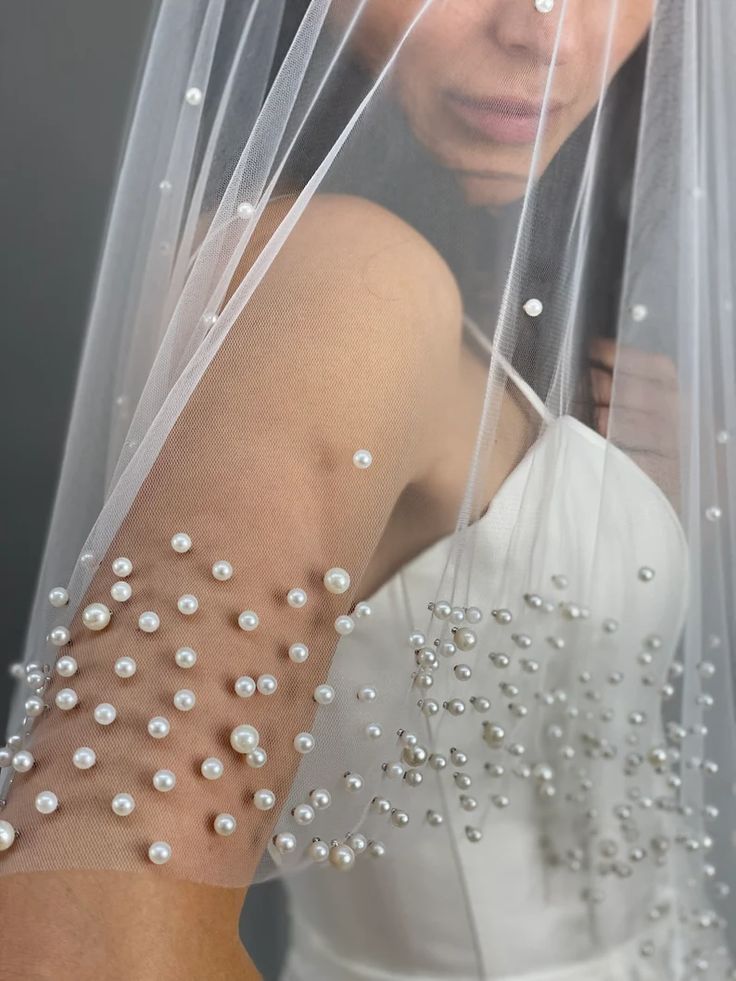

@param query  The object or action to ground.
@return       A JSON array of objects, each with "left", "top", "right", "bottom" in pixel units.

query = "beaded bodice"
[{"left": 279, "top": 409, "right": 689, "bottom": 979}]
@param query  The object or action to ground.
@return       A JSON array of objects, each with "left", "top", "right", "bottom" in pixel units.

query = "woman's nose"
[{"left": 485, "top": 0, "right": 583, "bottom": 68}]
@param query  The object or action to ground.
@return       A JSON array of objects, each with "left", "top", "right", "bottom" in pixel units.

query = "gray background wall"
[{"left": 0, "top": 2, "right": 285, "bottom": 975}]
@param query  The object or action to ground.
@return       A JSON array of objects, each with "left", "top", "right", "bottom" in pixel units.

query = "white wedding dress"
[{"left": 280, "top": 347, "right": 688, "bottom": 980}]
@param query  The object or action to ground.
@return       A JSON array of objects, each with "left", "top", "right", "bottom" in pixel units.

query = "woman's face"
[{"left": 330, "top": 0, "right": 653, "bottom": 206}]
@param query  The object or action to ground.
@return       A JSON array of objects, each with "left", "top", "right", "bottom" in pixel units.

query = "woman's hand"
[{"left": 588, "top": 337, "right": 680, "bottom": 496}]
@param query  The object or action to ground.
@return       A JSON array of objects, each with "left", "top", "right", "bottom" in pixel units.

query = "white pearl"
[
  {"left": 201, "top": 757, "right": 224, "bottom": 780},
  {"left": 94, "top": 703, "right": 117, "bottom": 725},
  {"left": 313, "top": 684, "right": 335, "bottom": 705},
  {"left": 8, "top": 662, "right": 24, "bottom": 680},
  {"left": 177, "top": 594, "right": 199, "bottom": 615},
  {"left": 309, "top": 788, "right": 331, "bottom": 809},
  {"left": 185, "top": 86, "right": 203, "bottom": 106},
  {"left": 366, "top": 723, "right": 383, "bottom": 739},
  {"left": 352, "top": 449, "right": 373, "bottom": 469},
  {"left": 49, "top": 626, "right": 71, "bottom": 647},
  {"left": 386, "top": 762, "right": 404, "bottom": 779},
  {"left": 354, "top": 601, "right": 372, "bottom": 619},
  {"left": 0, "top": 747, "right": 13, "bottom": 767},
  {"left": 35, "top": 791, "right": 59, "bottom": 814},
  {"left": 0, "top": 820, "right": 16, "bottom": 851},
  {"left": 79, "top": 551, "right": 96, "bottom": 568},
  {"left": 12, "top": 750, "right": 34, "bottom": 773},
  {"left": 238, "top": 610, "right": 259, "bottom": 631},
  {"left": 112, "top": 556, "right": 133, "bottom": 577},
  {"left": 344, "top": 772, "right": 364, "bottom": 792},
  {"left": 214, "top": 813, "right": 237, "bottom": 836},
  {"left": 329, "top": 843, "right": 355, "bottom": 870},
  {"left": 705, "top": 506, "right": 722, "bottom": 522},
  {"left": 55, "top": 687, "right": 78, "bottom": 711},
  {"left": 171, "top": 532, "right": 192, "bottom": 553},
  {"left": 294, "top": 731, "right": 315, "bottom": 754},
  {"left": 138, "top": 611, "right": 160, "bottom": 633},
  {"left": 73, "top": 747, "right": 96, "bottom": 769},
  {"left": 82, "top": 602, "right": 112, "bottom": 631},
  {"left": 256, "top": 674, "right": 278, "bottom": 695},
  {"left": 110, "top": 581, "right": 132, "bottom": 603},
  {"left": 349, "top": 833, "right": 368, "bottom": 855},
  {"left": 236, "top": 201, "right": 255, "bottom": 219},
  {"left": 203, "top": 312, "right": 218, "bottom": 328},
  {"left": 234, "top": 675, "right": 256, "bottom": 698},
  {"left": 246, "top": 747, "right": 267, "bottom": 768},
  {"left": 523, "top": 297, "right": 543, "bottom": 317},
  {"left": 357, "top": 685, "right": 377, "bottom": 702},
  {"left": 55, "top": 655, "right": 77, "bottom": 678},
  {"left": 288, "top": 642, "right": 309, "bottom": 664},
  {"left": 114, "top": 656, "right": 136, "bottom": 678},
  {"left": 307, "top": 839, "right": 330, "bottom": 863},
  {"left": 175, "top": 647, "right": 197, "bottom": 669},
  {"left": 287, "top": 588, "right": 308, "bottom": 608},
  {"left": 292, "top": 804, "right": 315, "bottom": 826},
  {"left": 148, "top": 841, "right": 172, "bottom": 865},
  {"left": 147, "top": 716, "right": 170, "bottom": 739},
  {"left": 335, "top": 615, "right": 355, "bottom": 636},
  {"left": 631, "top": 303, "right": 648, "bottom": 322},
  {"left": 230, "top": 724, "right": 259, "bottom": 754},
  {"left": 48, "top": 587, "right": 69, "bottom": 608},
  {"left": 323, "top": 567, "right": 351, "bottom": 594},
  {"left": 534, "top": 0, "right": 554, "bottom": 11},
  {"left": 253, "top": 788, "right": 276, "bottom": 810},
  {"left": 111, "top": 792, "right": 135, "bottom": 816},
  {"left": 211, "top": 560, "right": 233, "bottom": 581},
  {"left": 24, "top": 696, "right": 45, "bottom": 718},
  {"left": 274, "top": 832, "right": 297, "bottom": 855},
  {"left": 173, "top": 689, "right": 195, "bottom": 711},
  {"left": 153, "top": 769, "right": 176, "bottom": 792}
]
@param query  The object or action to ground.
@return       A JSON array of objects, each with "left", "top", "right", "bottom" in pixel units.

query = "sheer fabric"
[{"left": 2, "top": 1, "right": 736, "bottom": 978}]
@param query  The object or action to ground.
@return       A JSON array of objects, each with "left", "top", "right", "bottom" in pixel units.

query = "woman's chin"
[{"left": 457, "top": 172, "right": 528, "bottom": 209}]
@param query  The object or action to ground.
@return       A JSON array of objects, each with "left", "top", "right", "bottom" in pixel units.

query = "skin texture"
[{"left": 329, "top": 0, "right": 653, "bottom": 205}]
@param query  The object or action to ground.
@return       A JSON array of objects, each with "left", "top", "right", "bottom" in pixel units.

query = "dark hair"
[{"left": 272, "top": 6, "right": 647, "bottom": 411}]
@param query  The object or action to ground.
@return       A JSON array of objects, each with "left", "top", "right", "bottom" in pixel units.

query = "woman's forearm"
[{"left": 0, "top": 870, "right": 258, "bottom": 981}]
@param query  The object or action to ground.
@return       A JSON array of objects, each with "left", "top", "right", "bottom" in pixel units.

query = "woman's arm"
[{"left": 0, "top": 194, "right": 463, "bottom": 977}]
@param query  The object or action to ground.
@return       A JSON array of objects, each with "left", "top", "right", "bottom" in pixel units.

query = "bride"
[{"left": 0, "top": 2, "right": 733, "bottom": 979}]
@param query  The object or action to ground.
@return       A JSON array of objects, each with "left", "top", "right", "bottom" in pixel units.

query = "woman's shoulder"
[{"left": 246, "top": 192, "right": 463, "bottom": 351}]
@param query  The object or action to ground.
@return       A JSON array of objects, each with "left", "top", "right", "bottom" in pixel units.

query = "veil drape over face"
[{"left": 2, "top": 2, "right": 735, "bottom": 977}]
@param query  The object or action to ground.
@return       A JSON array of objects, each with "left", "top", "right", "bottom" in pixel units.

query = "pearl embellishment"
[
  {"left": 48, "top": 587, "right": 69, "bottom": 607},
  {"left": 0, "top": 820, "right": 17, "bottom": 850},
  {"left": 177, "top": 594, "right": 199, "bottom": 615},
  {"left": 201, "top": 757, "right": 224, "bottom": 780},
  {"left": 352, "top": 449, "right": 373, "bottom": 468},
  {"left": 153, "top": 769, "right": 176, "bottom": 792},
  {"left": 138, "top": 611, "right": 160, "bottom": 633},
  {"left": 49, "top": 626, "right": 71, "bottom": 647},
  {"left": 171, "top": 532, "right": 192, "bottom": 553},
  {"left": 323, "top": 567, "right": 351, "bottom": 594},
  {"left": 175, "top": 647, "right": 197, "bottom": 668},
  {"left": 72, "top": 747, "right": 96, "bottom": 769},
  {"left": 294, "top": 732, "right": 315, "bottom": 754},
  {"left": 289, "top": 642, "right": 309, "bottom": 664},
  {"left": 214, "top": 813, "right": 237, "bottom": 836},
  {"left": 335, "top": 615, "right": 355, "bottom": 636},
  {"left": 523, "top": 297, "right": 544, "bottom": 317},
  {"left": 55, "top": 688, "right": 79, "bottom": 711},
  {"left": 111, "top": 792, "right": 135, "bottom": 816},
  {"left": 230, "top": 724, "right": 260, "bottom": 754},
  {"left": 94, "top": 703, "right": 117, "bottom": 725},
  {"left": 238, "top": 610, "right": 259, "bottom": 631},
  {"left": 173, "top": 689, "right": 196, "bottom": 711},
  {"left": 111, "top": 556, "right": 133, "bottom": 577},
  {"left": 111, "top": 581, "right": 132, "bottom": 602},
  {"left": 253, "top": 788, "right": 276, "bottom": 810},
  {"left": 147, "top": 716, "right": 170, "bottom": 739},
  {"left": 114, "top": 656, "right": 137, "bottom": 678},
  {"left": 148, "top": 841, "right": 172, "bottom": 865},
  {"left": 212, "top": 560, "right": 233, "bottom": 581},
  {"left": 234, "top": 676, "right": 256, "bottom": 698},
  {"left": 287, "top": 588, "right": 308, "bottom": 608},
  {"left": 82, "top": 602, "right": 112, "bottom": 631}
]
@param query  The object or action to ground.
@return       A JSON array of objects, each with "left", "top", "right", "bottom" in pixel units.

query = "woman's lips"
[{"left": 445, "top": 91, "right": 563, "bottom": 145}]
